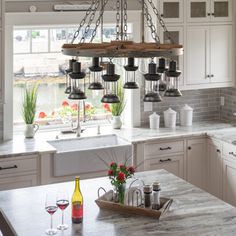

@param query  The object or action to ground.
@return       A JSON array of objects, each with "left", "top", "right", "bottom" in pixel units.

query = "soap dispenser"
[{"left": 149, "top": 112, "right": 160, "bottom": 129}]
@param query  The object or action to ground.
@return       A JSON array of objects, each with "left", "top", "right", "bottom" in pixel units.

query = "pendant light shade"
[
  {"left": 157, "top": 58, "right": 167, "bottom": 92},
  {"left": 123, "top": 57, "right": 139, "bottom": 89},
  {"left": 101, "top": 62, "right": 120, "bottom": 103},
  {"left": 88, "top": 57, "right": 104, "bottom": 90},
  {"left": 143, "top": 92, "right": 162, "bottom": 102},
  {"left": 65, "top": 59, "right": 76, "bottom": 94},
  {"left": 68, "top": 61, "right": 87, "bottom": 100},
  {"left": 164, "top": 60, "right": 182, "bottom": 97}
]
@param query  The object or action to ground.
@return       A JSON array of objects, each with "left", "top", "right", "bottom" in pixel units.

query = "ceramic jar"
[
  {"left": 180, "top": 104, "right": 193, "bottom": 127},
  {"left": 24, "top": 124, "right": 39, "bottom": 138},
  {"left": 149, "top": 112, "right": 160, "bottom": 129},
  {"left": 164, "top": 108, "right": 177, "bottom": 128}
]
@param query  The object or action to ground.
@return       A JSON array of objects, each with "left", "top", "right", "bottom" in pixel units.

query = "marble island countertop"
[
  {"left": 1, "top": 169, "right": 236, "bottom": 236},
  {"left": 0, "top": 121, "right": 235, "bottom": 158}
]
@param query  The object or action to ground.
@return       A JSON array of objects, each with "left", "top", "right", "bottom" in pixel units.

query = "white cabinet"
[
  {"left": 187, "top": 0, "right": 232, "bottom": 22},
  {"left": 207, "top": 139, "right": 222, "bottom": 199},
  {"left": 186, "top": 25, "right": 233, "bottom": 86},
  {"left": 143, "top": 139, "right": 185, "bottom": 179},
  {"left": 160, "top": 0, "right": 184, "bottom": 23},
  {"left": 0, "top": 155, "right": 39, "bottom": 190},
  {"left": 186, "top": 138, "right": 207, "bottom": 190}
]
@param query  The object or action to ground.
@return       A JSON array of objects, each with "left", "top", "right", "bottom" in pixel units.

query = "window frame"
[{"left": 4, "top": 11, "right": 142, "bottom": 140}]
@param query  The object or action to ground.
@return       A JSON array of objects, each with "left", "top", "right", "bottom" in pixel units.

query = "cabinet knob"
[
  {"left": 217, "top": 149, "right": 220, "bottom": 153},
  {"left": 212, "top": 13, "right": 215, "bottom": 16},
  {"left": 188, "top": 146, "right": 191, "bottom": 150},
  {"left": 211, "top": 74, "right": 214, "bottom": 77},
  {"left": 229, "top": 152, "right": 236, "bottom": 157},
  {"left": 207, "top": 13, "right": 211, "bottom": 16},
  {"left": 206, "top": 75, "right": 210, "bottom": 78},
  {"left": 161, "top": 14, "right": 164, "bottom": 17}
]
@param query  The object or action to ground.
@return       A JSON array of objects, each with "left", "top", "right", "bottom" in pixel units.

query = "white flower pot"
[
  {"left": 112, "top": 116, "right": 122, "bottom": 129},
  {"left": 24, "top": 124, "right": 39, "bottom": 138}
]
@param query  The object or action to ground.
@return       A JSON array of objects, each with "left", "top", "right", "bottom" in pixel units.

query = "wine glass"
[
  {"left": 45, "top": 194, "right": 58, "bottom": 235},
  {"left": 56, "top": 191, "right": 69, "bottom": 231}
]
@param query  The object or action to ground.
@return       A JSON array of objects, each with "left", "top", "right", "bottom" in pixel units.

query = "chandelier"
[{"left": 62, "top": 0, "right": 183, "bottom": 103}]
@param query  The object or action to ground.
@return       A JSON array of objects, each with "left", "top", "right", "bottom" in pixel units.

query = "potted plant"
[
  {"left": 22, "top": 84, "right": 39, "bottom": 138},
  {"left": 111, "top": 82, "right": 126, "bottom": 129}
]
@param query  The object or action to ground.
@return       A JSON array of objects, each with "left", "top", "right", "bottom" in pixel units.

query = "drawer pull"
[
  {"left": 160, "top": 147, "right": 171, "bottom": 151},
  {"left": 160, "top": 158, "right": 172, "bottom": 163},
  {"left": 0, "top": 165, "right": 18, "bottom": 171},
  {"left": 229, "top": 152, "right": 236, "bottom": 157}
]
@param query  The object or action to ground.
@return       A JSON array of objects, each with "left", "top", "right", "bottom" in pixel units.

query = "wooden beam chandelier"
[{"left": 62, "top": 0, "right": 184, "bottom": 104}]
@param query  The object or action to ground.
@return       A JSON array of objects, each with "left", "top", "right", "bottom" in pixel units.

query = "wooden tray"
[{"left": 95, "top": 190, "right": 173, "bottom": 219}]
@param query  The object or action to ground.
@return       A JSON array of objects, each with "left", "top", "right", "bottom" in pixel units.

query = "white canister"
[
  {"left": 149, "top": 112, "right": 160, "bottom": 129},
  {"left": 180, "top": 104, "right": 193, "bottom": 127},
  {"left": 164, "top": 108, "right": 177, "bottom": 128}
]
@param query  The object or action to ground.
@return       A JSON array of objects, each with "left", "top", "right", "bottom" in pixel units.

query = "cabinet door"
[
  {"left": 223, "top": 159, "right": 236, "bottom": 206},
  {"left": 211, "top": 0, "right": 232, "bottom": 22},
  {"left": 207, "top": 139, "right": 222, "bottom": 199},
  {"left": 187, "top": 0, "right": 210, "bottom": 22},
  {"left": 160, "top": 0, "right": 183, "bottom": 23},
  {"left": 186, "top": 26, "right": 210, "bottom": 85},
  {"left": 210, "top": 25, "right": 233, "bottom": 83},
  {"left": 144, "top": 154, "right": 184, "bottom": 179},
  {"left": 187, "top": 138, "right": 207, "bottom": 190},
  {"left": 160, "top": 26, "right": 184, "bottom": 86}
]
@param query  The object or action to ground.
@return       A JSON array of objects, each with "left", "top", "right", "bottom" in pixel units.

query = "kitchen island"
[{"left": 0, "top": 169, "right": 236, "bottom": 236}]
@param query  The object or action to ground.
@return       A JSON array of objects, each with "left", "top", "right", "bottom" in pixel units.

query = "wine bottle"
[{"left": 71, "top": 176, "right": 83, "bottom": 223}]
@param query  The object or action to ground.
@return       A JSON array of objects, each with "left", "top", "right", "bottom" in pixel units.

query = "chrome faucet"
[{"left": 74, "top": 101, "right": 86, "bottom": 137}]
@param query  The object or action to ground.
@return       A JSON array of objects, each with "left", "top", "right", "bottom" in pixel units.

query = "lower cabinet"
[
  {"left": 207, "top": 139, "right": 222, "bottom": 199},
  {"left": 144, "top": 154, "right": 184, "bottom": 179},
  {"left": 186, "top": 138, "right": 207, "bottom": 190}
]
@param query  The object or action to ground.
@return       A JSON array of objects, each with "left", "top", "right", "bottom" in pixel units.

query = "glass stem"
[
  {"left": 51, "top": 215, "right": 53, "bottom": 230},
  {"left": 62, "top": 211, "right": 64, "bottom": 225}
]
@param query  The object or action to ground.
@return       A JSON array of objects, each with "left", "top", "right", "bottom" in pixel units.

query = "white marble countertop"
[
  {"left": 0, "top": 121, "right": 235, "bottom": 158},
  {"left": 1, "top": 169, "right": 236, "bottom": 236}
]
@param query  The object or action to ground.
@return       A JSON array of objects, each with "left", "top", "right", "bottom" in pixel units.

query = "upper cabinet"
[
  {"left": 160, "top": 0, "right": 184, "bottom": 23},
  {"left": 187, "top": 0, "right": 232, "bottom": 23}
]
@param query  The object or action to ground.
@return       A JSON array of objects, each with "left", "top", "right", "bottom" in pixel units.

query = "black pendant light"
[
  {"left": 123, "top": 57, "right": 139, "bottom": 89},
  {"left": 65, "top": 59, "right": 76, "bottom": 94},
  {"left": 68, "top": 61, "right": 87, "bottom": 100},
  {"left": 88, "top": 57, "right": 104, "bottom": 90},
  {"left": 157, "top": 58, "right": 167, "bottom": 92},
  {"left": 101, "top": 62, "right": 120, "bottom": 103},
  {"left": 143, "top": 61, "right": 162, "bottom": 102},
  {"left": 164, "top": 60, "right": 182, "bottom": 97}
]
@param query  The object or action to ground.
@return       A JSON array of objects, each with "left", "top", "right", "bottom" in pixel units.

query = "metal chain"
[
  {"left": 124, "top": 0, "right": 128, "bottom": 40},
  {"left": 70, "top": 0, "right": 97, "bottom": 44},
  {"left": 143, "top": 0, "right": 160, "bottom": 44},
  {"left": 90, "top": 0, "right": 109, "bottom": 42},
  {"left": 146, "top": 0, "right": 175, "bottom": 44},
  {"left": 116, "top": 0, "right": 121, "bottom": 40},
  {"left": 79, "top": 0, "right": 101, "bottom": 44}
]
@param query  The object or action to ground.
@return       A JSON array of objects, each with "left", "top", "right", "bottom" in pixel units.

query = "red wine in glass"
[
  {"left": 57, "top": 200, "right": 69, "bottom": 211},
  {"left": 45, "top": 206, "right": 58, "bottom": 215}
]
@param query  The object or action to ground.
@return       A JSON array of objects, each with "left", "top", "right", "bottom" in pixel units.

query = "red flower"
[
  {"left": 119, "top": 164, "right": 126, "bottom": 170},
  {"left": 103, "top": 103, "right": 111, "bottom": 112},
  {"left": 117, "top": 172, "right": 125, "bottom": 182},
  {"left": 62, "top": 101, "right": 69, "bottom": 106},
  {"left": 110, "top": 162, "right": 117, "bottom": 168},
  {"left": 38, "top": 112, "right": 46, "bottom": 119},
  {"left": 71, "top": 103, "right": 78, "bottom": 111},
  {"left": 128, "top": 166, "right": 135, "bottom": 174},
  {"left": 108, "top": 170, "right": 113, "bottom": 176},
  {"left": 85, "top": 103, "right": 92, "bottom": 110}
]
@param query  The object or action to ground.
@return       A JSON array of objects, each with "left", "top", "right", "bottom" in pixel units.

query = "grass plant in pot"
[
  {"left": 111, "top": 83, "right": 126, "bottom": 129},
  {"left": 22, "top": 84, "right": 39, "bottom": 138}
]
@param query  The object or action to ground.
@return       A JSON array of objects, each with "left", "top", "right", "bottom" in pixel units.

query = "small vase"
[
  {"left": 114, "top": 184, "right": 126, "bottom": 204},
  {"left": 112, "top": 116, "right": 122, "bottom": 129},
  {"left": 24, "top": 124, "right": 39, "bottom": 138}
]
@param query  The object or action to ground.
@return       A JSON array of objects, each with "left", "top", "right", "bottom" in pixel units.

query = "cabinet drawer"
[
  {"left": 222, "top": 142, "right": 236, "bottom": 161},
  {"left": 145, "top": 140, "right": 184, "bottom": 156},
  {"left": 0, "top": 156, "right": 38, "bottom": 175}
]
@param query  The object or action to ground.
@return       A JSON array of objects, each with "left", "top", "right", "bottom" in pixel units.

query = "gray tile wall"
[
  {"left": 141, "top": 87, "right": 221, "bottom": 125},
  {"left": 220, "top": 87, "right": 236, "bottom": 123}
]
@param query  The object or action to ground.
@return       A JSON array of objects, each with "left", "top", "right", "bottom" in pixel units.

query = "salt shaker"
[
  {"left": 152, "top": 182, "right": 161, "bottom": 210},
  {"left": 143, "top": 185, "right": 152, "bottom": 208}
]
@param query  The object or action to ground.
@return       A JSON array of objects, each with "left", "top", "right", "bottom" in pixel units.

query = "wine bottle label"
[{"left": 72, "top": 201, "right": 83, "bottom": 218}]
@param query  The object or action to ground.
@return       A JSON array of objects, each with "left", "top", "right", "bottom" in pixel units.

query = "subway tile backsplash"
[{"left": 0, "top": 104, "right": 3, "bottom": 140}]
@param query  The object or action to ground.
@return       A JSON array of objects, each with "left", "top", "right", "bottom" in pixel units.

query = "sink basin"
[
  {"left": 48, "top": 134, "right": 129, "bottom": 153},
  {"left": 48, "top": 135, "right": 132, "bottom": 177}
]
